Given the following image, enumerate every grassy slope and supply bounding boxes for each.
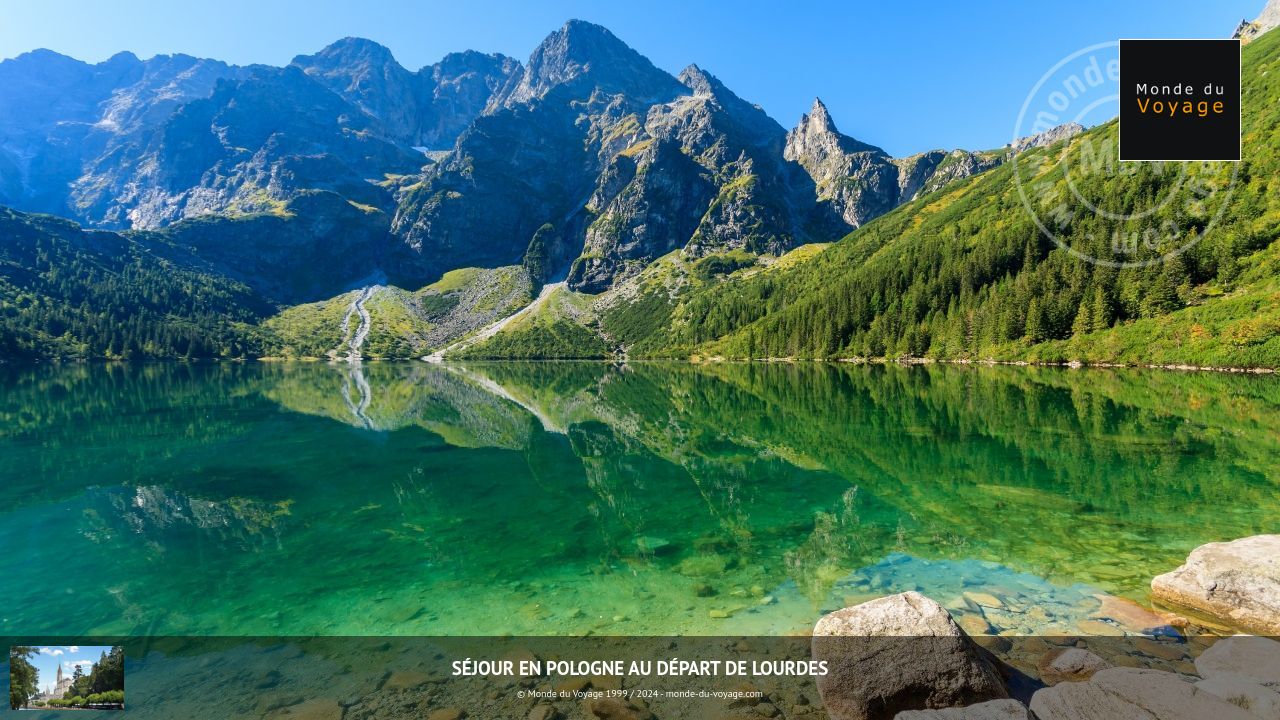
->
[454,243,839,360]
[589,245,833,357]
[452,285,610,359]
[264,266,532,359]
[263,291,357,358]
[1016,270,1280,368]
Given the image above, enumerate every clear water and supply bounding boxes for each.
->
[1,361,1276,636]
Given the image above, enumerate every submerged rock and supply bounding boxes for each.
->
[1037,648,1111,686]
[383,670,433,692]
[1090,593,1177,633]
[527,706,561,720]
[634,535,675,556]
[1029,667,1255,720]
[956,613,994,636]
[1151,535,1280,635]
[812,591,1008,720]
[265,699,344,720]
[583,697,653,720]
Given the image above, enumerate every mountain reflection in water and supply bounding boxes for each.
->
[0,361,1276,636]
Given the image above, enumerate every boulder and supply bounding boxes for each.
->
[265,699,344,720]
[1090,594,1177,633]
[1196,675,1280,719]
[382,670,434,692]
[812,591,1008,720]
[583,697,652,720]
[893,699,1030,719]
[1036,648,1111,686]
[1150,535,1280,635]
[1029,667,1255,720]
[1195,636,1280,690]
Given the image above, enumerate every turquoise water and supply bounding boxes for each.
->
[1,361,1277,636]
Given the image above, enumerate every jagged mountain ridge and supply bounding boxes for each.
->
[1,20,1021,300]
[0,49,244,224]
[393,21,1026,292]
[0,40,519,230]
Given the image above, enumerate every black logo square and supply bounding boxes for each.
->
[1120,39,1240,161]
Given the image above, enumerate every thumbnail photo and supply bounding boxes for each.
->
[9,646,125,711]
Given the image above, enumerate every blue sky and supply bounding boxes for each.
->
[27,646,113,695]
[0,0,1262,155]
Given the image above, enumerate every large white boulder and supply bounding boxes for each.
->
[812,591,1008,720]
[1151,535,1280,635]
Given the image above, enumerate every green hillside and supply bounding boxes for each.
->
[0,208,272,360]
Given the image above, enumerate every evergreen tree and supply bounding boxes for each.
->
[1072,298,1093,336]
[1142,273,1180,318]
[1090,285,1114,331]
[1024,298,1045,343]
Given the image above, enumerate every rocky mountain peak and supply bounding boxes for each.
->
[435,49,519,78]
[295,37,399,68]
[290,37,409,100]
[677,64,719,96]
[290,41,518,149]
[804,97,835,132]
[1235,0,1280,42]
[291,37,425,144]
[105,50,142,66]
[785,97,882,169]
[4,47,78,66]
[665,63,784,145]
[784,100,921,230]
[504,19,681,106]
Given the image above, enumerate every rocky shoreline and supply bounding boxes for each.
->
[20,355,1280,376]
[810,535,1280,719]
[734,356,1279,375]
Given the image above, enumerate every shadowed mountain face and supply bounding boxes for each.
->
[0,50,244,223]
[0,20,1007,307]
[0,40,519,230]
